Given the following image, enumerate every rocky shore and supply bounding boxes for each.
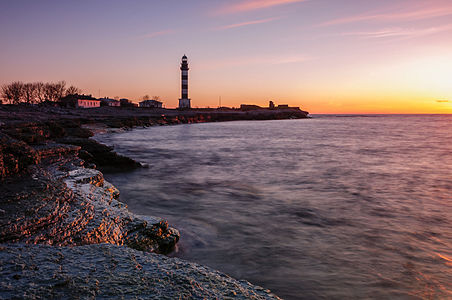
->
[0,105,307,298]
[0,243,278,299]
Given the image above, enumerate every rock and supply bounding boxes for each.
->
[63,126,93,138]
[77,149,95,165]
[0,243,281,299]
[0,156,178,254]
[57,137,141,171]
[33,143,80,160]
[0,133,40,179]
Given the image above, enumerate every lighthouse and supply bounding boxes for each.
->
[178,55,191,109]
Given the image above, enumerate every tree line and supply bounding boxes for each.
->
[142,95,160,101]
[1,81,81,104]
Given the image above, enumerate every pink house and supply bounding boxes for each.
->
[77,99,100,108]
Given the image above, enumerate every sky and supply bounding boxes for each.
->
[1,0,452,113]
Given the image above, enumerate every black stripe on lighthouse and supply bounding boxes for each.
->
[181,58,189,99]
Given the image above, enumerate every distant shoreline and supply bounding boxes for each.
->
[0,105,309,126]
[0,105,310,177]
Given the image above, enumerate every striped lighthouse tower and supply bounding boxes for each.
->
[178,55,191,109]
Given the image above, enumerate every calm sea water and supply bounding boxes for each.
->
[97,115,452,299]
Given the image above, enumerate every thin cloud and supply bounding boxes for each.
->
[320,5,452,26]
[342,24,452,39]
[214,17,280,30]
[437,100,450,103]
[215,0,307,15]
[137,29,175,39]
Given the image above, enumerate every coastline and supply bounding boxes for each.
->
[0,105,308,298]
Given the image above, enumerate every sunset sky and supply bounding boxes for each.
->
[1,0,452,113]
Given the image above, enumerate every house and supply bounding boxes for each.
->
[139,99,163,108]
[77,99,100,108]
[99,97,120,107]
[59,94,99,108]
[120,98,137,107]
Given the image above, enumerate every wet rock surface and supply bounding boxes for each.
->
[0,243,280,299]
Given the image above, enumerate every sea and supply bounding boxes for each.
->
[96,115,452,299]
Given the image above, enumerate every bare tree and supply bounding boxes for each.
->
[142,95,150,101]
[1,81,24,104]
[23,83,37,104]
[152,96,160,101]
[1,85,11,104]
[34,82,46,103]
[65,85,81,96]
[1,81,79,104]
[44,81,67,102]
[11,81,25,104]
[54,81,66,100]
[44,83,55,102]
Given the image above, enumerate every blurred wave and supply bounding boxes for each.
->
[97,115,452,299]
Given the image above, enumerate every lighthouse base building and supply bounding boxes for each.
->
[178,55,191,109]
[179,98,191,109]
